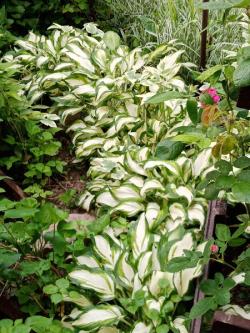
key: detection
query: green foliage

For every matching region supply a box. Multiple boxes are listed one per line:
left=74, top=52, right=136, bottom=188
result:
left=0, top=316, right=71, bottom=333
left=190, top=273, right=236, bottom=318
left=102, top=0, right=246, bottom=65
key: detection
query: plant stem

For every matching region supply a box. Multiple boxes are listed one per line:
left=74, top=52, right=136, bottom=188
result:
left=210, top=258, right=235, bottom=270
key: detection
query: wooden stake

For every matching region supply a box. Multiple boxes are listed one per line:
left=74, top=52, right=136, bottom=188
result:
left=200, top=0, right=209, bottom=70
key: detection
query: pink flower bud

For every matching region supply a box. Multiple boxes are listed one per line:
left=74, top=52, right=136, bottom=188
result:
left=210, top=244, right=219, bottom=253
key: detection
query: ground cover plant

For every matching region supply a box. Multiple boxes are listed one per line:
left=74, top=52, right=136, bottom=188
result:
left=0, top=1, right=249, bottom=332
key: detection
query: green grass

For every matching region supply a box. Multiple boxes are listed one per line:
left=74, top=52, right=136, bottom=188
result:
left=101, top=0, right=246, bottom=66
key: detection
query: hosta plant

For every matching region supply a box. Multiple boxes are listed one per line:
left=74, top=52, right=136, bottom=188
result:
left=67, top=216, right=211, bottom=333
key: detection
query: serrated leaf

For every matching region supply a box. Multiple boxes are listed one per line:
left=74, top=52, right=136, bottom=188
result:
left=190, top=297, right=216, bottom=319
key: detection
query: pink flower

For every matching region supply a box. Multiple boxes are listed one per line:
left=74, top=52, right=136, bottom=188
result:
left=207, top=87, right=220, bottom=104
left=213, top=95, right=220, bottom=103
left=210, top=244, right=219, bottom=253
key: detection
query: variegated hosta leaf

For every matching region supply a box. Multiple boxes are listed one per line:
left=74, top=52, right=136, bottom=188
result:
left=69, top=268, right=115, bottom=300
left=94, top=235, right=121, bottom=269
left=138, top=251, right=152, bottom=280
left=72, top=305, right=123, bottom=330
left=221, top=305, right=250, bottom=320
left=125, top=152, right=147, bottom=176
left=111, top=201, right=145, bottom=217
left=116, top=252, right=134, bottom=288
left=170, top=237, right=207, bottom=296
left=148, top=271, right=174, bottom=297
left=144, top=160, right=180, bottom=178
left=175, top=186, right=194, bottom=205
left=112, top=184, right=141, bottom=202
left=145, top=202, right=160, bottom=229
left=140, top=180, right=164, bottom=198
left=76, top=255, right=100, bottom=268
left=131, top=322, right=152, bottom=333
left=96, top=191, right=119, bottom=208
left=188, top=203, right=206, bottom=228
left=132, top=213, right=150, bottom=260
left=171, top=317, right=188, bottom=333
left=78, top=191, right=95, bottom=211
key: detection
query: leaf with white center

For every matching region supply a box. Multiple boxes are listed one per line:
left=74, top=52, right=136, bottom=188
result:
left=138, top=147, right=150, bottom=162
left=145, top=299, right=161, bottom=316
left=158, top=51, right=184, bottom=71
left=132, top=213, right=150, bottom=259
left=125, top=102, right=138, bottom=117
left=115, top=116, right=139, bottom=132
left=79, top=138, right=105, bottom=153
left=231, top=273, right=245, bottom=285
left=126, top=152, right=146, bottom=176
left=72, top=305, right=123, bottom=330
left=41, top=72, right=69, bottom=84
left=73, top=85, right=96, bottom=96
left=92, top=49, right=107, bottom=69
left=116, top=252, right=134, bottom=287
left=78, top=191, right=95, bottom=211
left=54, top=63, right=73, bottom=71
left=140, top=179, right=164, bottom=197
left=145, top=202, right=160, bottom=229
left=222, top=305, right=250, bottom=320
left=65, top=51, right=95, bottom=72
left=132, top=322, right=151, bottom=333
left=127, top=176, right=144, bottom=188
left=171, top=318, right=188, bottom=333
left=175, top=186, right=193, bottom=205
left=96, top=192, right=118, bottom=208
left=36, top=56, right=49, bottom=67
left=132, top=273, right=142, bottom=296
left=168, top=233, right=193, bottom=260
left=110, top=57, right=123, bottom=73
left=144, top=160, right=180, bottom=177
left=192, top=148, right=212, bottom=177
left=188, top=203, right=205, bottom=228
left=148, top=271, right=174, bottom=297
left=111, top=201, right=144, bottom=217
left=76, top=255, right=100, bottom=268
left=94, top=235, right=120, bottom=268
left=169, top=203, right=186, bottom=221
left=61, top=107, right=83, bottom=125
left=112, top=185, right=141, bottom=201
left=69, top=269, right=115, bottom=300
left=138, top=251, right=152, bottom=280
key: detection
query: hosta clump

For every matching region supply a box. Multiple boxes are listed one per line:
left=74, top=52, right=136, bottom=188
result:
left=67, top=215, right=209, bottom=333
left=3, top=23, right=193, bottom=159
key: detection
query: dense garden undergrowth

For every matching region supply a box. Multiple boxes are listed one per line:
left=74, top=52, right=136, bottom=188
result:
left=0, top=1, right=250, bottom=333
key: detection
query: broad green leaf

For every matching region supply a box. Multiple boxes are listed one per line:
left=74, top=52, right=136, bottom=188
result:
left=200, top=0, right=250, bottom=10
left=103, top=31, right=121, bottom=50
left=189, top=297, right=216, bottom=319
left=215, top=224, right=231, bottom=242
left=186, top=98, right=198, bottom=124
left=232, top=182, right=250, bottom=203
left=155, top=140, right=184, bottom=160
left=234, top=60, right=250, bottom=87
left=172, top=133, right=211, bottom=149
left=197, top=65, right=223, bottom=82
left=4, top=208, right=38, bottom=219
left=145, top=91, right=184, bottom=104
left=234, top=156, right=250, bottom=169
left=43, top=284, right=58, bottom=295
